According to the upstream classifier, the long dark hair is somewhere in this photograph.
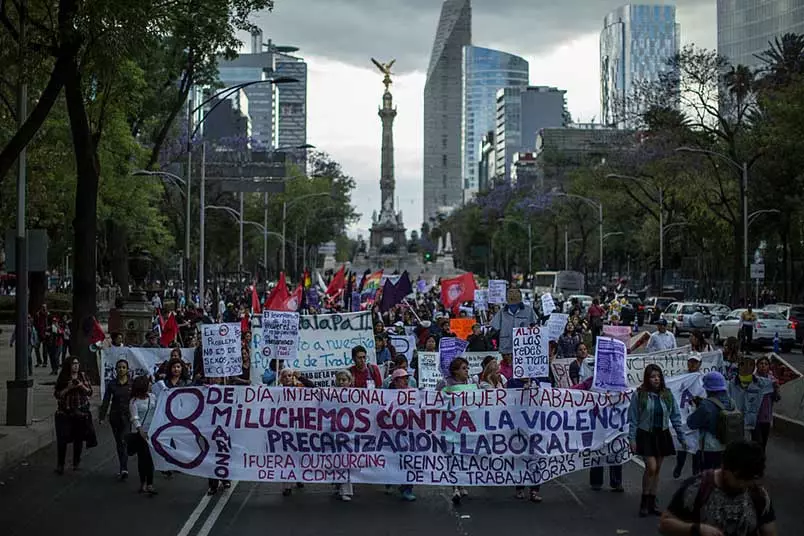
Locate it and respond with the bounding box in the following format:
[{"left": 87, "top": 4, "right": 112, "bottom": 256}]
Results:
[
  {"left": 131, "top": 375, "right": 151, "bottom": 398},
  {"left": 449, "top": 357, "right": 469, "bottom": 377},
  {"left": 55, "top": 356, "right": 81, "bottom": 390},
  {"left": 165, "top": 357, "right": 188, "bottom": 381},
  {"left": 639, "top": 364, "right": 672, "bottom": 408}
]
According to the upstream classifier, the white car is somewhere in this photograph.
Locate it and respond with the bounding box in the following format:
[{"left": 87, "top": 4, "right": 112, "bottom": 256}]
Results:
[
  {"left": 701, "top": 303, "right": 731, "bottom": 323},
  {"left": 563, "top": 294, "right": 594, "bottom": 314},
  {"left": 712, "top": 309, "right": 795, "bottom": 351}
]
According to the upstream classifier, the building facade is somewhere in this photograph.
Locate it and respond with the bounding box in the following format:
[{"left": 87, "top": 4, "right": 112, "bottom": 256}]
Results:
[
  {"left": 717, "top": 0, "right": 804, "bottom": 70},
  {"left": 477, "top": 130, "right": 496, "bottom": 193},
  {"left": 202, "top": 90, "right": 251, "bottom": 143},
  {"left": 423, "top": 0, "right": 471, "bottom": 224},
  {"left": 494, "top": 86, "right": 568, "bottom": 184},
  {"left": 600, "top": 4, "right": 680, "bottom": 128},
  {"left": 461, "top": 46, "right": 528, "bottom": 202}
]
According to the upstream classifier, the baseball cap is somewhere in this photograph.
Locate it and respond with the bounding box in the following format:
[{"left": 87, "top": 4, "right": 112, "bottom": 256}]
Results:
[
  {"left": 688, "top": 354, "right": 702, "bottom": 362},
  {"left": 656, "top": 318, "right": 668, "bottom": 326},
  {"left": 391, "top": 368, "right": 410, "bottom": 380}
]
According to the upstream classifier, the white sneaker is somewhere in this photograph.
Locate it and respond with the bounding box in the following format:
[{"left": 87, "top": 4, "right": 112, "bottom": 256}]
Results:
[
  {"left": 460, "top": 487, "right": 469, "bottom": 497},
  {"left": 340, "top": 494, "right": 352, "bottom": 502}
]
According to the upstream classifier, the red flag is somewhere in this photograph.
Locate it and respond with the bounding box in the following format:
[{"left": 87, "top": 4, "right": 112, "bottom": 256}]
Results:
[
  {"left": 325, "top": 265, "right": 346, "bottom": 299},
  {"left": 160, "top": 313, "right": 179, "bottom": 346},
  {"left": 251, "top": 286, "right": 261, "bottom": 314},
  {"left": 440, "top": 273, "right": 477, "bottom": 314},
  {"left": 284, "top": 284, "right": 303, "bottom": 312},
  {"left": 265, "top": 273, "right": 290, "bottom": 310},
  {"left": 241, "top": 312, "right": 251, "bottom": 333},
  {"left": 89, "top": 317, "right": 106, "bottom": 345}
]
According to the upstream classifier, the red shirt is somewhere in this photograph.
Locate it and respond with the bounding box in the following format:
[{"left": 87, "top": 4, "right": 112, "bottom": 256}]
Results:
[{"left": 348, "top": 364, "right": 382, "bottom": 388}]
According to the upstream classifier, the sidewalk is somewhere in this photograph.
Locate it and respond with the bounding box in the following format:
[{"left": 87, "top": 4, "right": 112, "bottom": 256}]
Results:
[{"left": 0, "top": 325, "right": 101, "bottom": 472}]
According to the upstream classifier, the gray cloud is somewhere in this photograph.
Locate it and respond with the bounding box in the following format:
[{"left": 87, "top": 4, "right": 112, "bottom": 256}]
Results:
[{"left": 255, "top": 0, "right": 716, "bottom": 72}]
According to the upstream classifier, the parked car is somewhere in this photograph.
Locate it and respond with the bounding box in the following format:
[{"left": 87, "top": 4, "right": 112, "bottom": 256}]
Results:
[
  {"left": 700, "top": 303, "right": 731, "bottom": 323},
  {"left": 662, "top": 302, "right": 713, "bottom": 337},
  {"left": 771, "top": 304, "right": 804, "bottom": 345},
  {"left": 562, "top": 294, "right": 594, "bottom": 315},
  {"left": 618, "top": 294, "right": 646, "bottom": 327},
  {"left": 644, "top": 296, "right": 676, "bottom": 323},
  {"left": 712, "top": 309, "right": 795, "bottom": 351}
]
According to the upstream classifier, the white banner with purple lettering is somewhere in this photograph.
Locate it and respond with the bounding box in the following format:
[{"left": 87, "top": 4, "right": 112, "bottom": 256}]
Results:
[
  {"left": 416, "top": 351, "right": 503, "bottom": 389},
  {"left": 101, "top": 347, "right": 195, "bottom": 398},
  {"left": 149, "top": 385, "right": 632, "bottom": 485}
]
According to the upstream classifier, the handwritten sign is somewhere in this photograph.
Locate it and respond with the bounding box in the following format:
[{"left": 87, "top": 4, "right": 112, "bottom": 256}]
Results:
[
  {"left": 389, "top": 335, "right": 416, "bottom": 361},
  {"left": 489, "top": 280, "right": 507, "bottom": 304},
  {"left": 202, "top": 323, "right": 242, "bottom": 377},
  {"left": 262, "top": 311, "right": 299, "bottom": 363},
  {"left": 545, "top": 313, "right": 569, "bottom": 342},
  {"left": 541, "top": 293, "right": 556, "bottom": 315},
  {"left": 474, "top": 289, "right": 488, "bottom": 311},
  {"left": 512, "top": 325, "right": 547, "bottom": 379},
  {"left": 593, "top": 337, "right": 628, "bottom": 392},
  {"left": 439, "top": 337, "right": 469, "bottom": 375}
]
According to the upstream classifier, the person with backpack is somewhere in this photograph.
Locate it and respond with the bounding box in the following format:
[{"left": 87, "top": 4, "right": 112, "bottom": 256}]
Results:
[
  {"left": 728, "top": 357, "right": 774, "bottom": 441},
  {"left": 659, "top": 440, "right": 777, "bottom": 536},
  {"left": 686, "top": 372, "right": 743, "bottom": 472}
]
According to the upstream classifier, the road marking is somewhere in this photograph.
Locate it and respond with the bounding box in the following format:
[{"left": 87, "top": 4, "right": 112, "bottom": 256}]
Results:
[
  {"left": 555, "top": 478, "right": 585, "bottom": 507},
  {"left": 176, "top": 492, "right": 212, "bottom": 536},
  {"left": 196, "top": 481, "right": 238, "bottom": 536}
]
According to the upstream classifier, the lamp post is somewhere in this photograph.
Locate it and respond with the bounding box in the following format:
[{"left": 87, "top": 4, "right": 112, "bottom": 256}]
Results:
[
  {"left": 205, "top": 205, "right": 290, "bottom": 271},
  {"left": 606, "top": 173, "right": 664, "bottom": 291},
  {"left": 551, "top": 192, "right": 604, "bottom": 277},
  {"left": 282, "top": 192, "right": 330, "bottom": 272},
  {"left": 498, "top": 218, "right": 532, "bottom": 276},
  {"left": 676, "top": 147, "right": 749, "bottom": 302}
]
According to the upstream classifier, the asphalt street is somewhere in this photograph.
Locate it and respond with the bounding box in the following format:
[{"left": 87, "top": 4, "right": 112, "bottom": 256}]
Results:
[{"left": 0, "top": 420, "right": 801, "bottom": 536}]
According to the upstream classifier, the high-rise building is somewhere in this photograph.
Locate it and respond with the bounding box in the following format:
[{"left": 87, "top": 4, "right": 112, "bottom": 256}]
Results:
[
  {"left": 423, "top": 0, "right": 471, "bottom": 224},
  {"left": 202, "top": 90, "right": 251, "bottom": 142},
  {"left": 462, "top": 46, "right": 528, "bottom": 202},
  {"left": 717, "top": 0, "right": 804, "bottom": 70},
  {"left": 600, "top": 4, "right": 680, "bottom": 127},
  {"left": 494, "top": 86, "right": 568, "bottom": 184},
  {"left": 477, "top": 130, "right": 496, "bottom": 193},
  {"left": 216, "top": 31, "right": 307, "bottom": 152}
]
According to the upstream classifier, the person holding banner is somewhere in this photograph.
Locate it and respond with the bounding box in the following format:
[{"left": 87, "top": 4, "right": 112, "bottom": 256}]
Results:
[
  {"left": 128, "top": 376, "right": 157, "bottom": 495},
  {"left": 99, "top": 359, "right": 132, "bottom": 481},
  {"left": 437, "top": 357, "right": 475, "bottom": 505},
  {"left": 628, "top": 364, "right": 686, "bottom": 517},
  {"left": 348, "top": 345, "right": 383, "bottom": 389}
]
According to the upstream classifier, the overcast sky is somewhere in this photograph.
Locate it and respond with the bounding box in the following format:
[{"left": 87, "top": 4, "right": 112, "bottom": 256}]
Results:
[{"left": 252, "top": 1, "right": 718, "bottom": 239}]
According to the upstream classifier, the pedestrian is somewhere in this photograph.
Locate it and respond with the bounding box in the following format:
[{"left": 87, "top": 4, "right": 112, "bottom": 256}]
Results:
[
  {"left": 477, "top": 358, "right": 506, "bottom": 389},
  {"left": 646, "top": 318, "right": 677, "bottom": 352},
  {"left": 753, "top": 356, "right": 780, "bottom": 451},
  {"left": 557, "top": 322, "right": 582, "bottom": 359},
  {"left": 490, "top": 287, "right": 537, "bottom": 356},
  {"left": 437, "top": 357, "right": 475, "bottom": 505},
  {"left": 572, "top": 378, "right": 624, "bottom": 492},
  {"left": 722, "top": 337, "right": 740, "bottom": 381},
  {"left": 54, "top": 356, "right": 94, "bottom": 475},
  {"left": 568, "top": 343, "right": 590, "bottom": 386},
  {"left": 10, "top": 314, "right": 37, "bottom": 375},
  {"left": 46, "top": 313, "right": 65, "bottom": 374},
  {"left": 690, "top": 330, "right": 713, "bottom": 353},
  {"left": 387, "top": 368, "right": 418, "bottom": 502},
  {"left": 740, "top": 306, "right": 757, "bottom": 354},
  {"left": 333, "top": 369, "right": 355, "bottom": 502},
  {"left": 466, "top": 323, "right": 491, "bottom": 352},
  {"left": 659, "top": 440, "right": 777, "bottom": 536},
  {"left": 98, "top": 359, "right": 132, "bottom": 481},
  {"left": 587, "top": 298, "right": 606, "bottom": 342},
  {"left": 128, "top": 375, "right": 157, "bottom": 495},
  {"left": 628, "top": 364, "right": 686, "bottom": 517},
  {"left": 728, "top": 357, "right": 774, "bottom": 443},
  {"left": 348, "top": 345, "right": 382, "bottom": 388}
]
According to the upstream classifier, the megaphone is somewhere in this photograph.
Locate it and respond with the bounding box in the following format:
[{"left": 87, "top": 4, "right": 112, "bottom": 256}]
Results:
[{"left": 89, "top": 341, "right": 102, "bottom": 353}]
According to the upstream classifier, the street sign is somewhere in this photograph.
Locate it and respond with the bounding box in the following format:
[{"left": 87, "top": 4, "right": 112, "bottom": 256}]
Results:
[
  {"left": 750, "top": 263, "right": 765, "bottom": 280},
  {"left": 218, "top": 179, "right": 285, "bottom": 193}
]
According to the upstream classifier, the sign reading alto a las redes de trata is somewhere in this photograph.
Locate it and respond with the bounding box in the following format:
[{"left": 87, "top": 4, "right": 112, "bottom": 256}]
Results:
[
  {"left": 202, "top": 323, "right": 242, "bottom": 377},
  {"left": 149, "top": 385, "right": 632, "bottom": 486},
  {"left": 512, "top": 326, "right": 547, "bottom": 379}
]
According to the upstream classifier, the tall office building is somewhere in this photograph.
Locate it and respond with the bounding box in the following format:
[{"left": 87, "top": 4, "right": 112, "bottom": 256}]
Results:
[
  {"left": 600, "top": 4, "right": 680, "bottom": 128},
  {"left": 718, "top": 0, "right": 804, "bottom": 70},
  {"left": 462, "top": 46, "right": 528, "bottom": 201},
  {"left": 494, "top": 86, "right": 568, "bottom": 184},
  {"left": 423, "top": 0, "right": 471, "bottom": 224},
  {"left": 216, "top": 30, "right": 307, "bottom": 151}
]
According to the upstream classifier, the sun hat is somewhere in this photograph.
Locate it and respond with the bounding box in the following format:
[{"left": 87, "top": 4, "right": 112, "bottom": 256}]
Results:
[{"left": 702, "top": 371, "right": 728, "bottom": 392}]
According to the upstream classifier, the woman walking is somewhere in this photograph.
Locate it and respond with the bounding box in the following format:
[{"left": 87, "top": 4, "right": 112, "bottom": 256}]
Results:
[
  {"left": 437, "top": 357, "right": 475, "bottom": 505},
  {"left": 628, "top": 364, "right": 686, "bottom": 517},
  {"left": 54, "top": 357, "right": 93, "bottom": 474},
  {"left": 99, "top": 359, "right": 132, "bottom": 480},
  {"left": 128, "top": 376, "right": 157, "bottom": 495}
]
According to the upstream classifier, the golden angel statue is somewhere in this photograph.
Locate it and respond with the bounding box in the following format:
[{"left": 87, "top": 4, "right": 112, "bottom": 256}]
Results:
[{"left": 371, "top": 58, "right": 396, "bottom": 90}]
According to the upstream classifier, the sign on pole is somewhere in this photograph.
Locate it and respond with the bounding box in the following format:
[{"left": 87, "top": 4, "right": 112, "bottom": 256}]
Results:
[{"left": 750, "top": 263, "right": 765, "bottom": 280}]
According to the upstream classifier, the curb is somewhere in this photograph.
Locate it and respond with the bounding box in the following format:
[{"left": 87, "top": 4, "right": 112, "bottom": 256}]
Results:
[
  {"left": 773, "top": 413, "right": 804, "bottom": 442},
  {"left": 0, "top": 415, "right": 56, "bottom": 473}
]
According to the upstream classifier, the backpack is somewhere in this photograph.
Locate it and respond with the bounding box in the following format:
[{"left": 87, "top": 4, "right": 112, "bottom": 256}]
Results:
[
  {"left": 693, "top": 470, "right": 768, "bottom": 523},
  {"left": 707, "top": 397, "right": 744, "bottom": 446}
]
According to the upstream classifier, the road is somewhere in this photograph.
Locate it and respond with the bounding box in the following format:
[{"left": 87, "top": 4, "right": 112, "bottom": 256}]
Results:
[{"left": 1, "top": 424, "right": 801, "bottom": 536}]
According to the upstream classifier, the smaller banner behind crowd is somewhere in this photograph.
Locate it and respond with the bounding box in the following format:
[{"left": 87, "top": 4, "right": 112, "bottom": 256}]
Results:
[{"left": 100, "top": 347, "right": 196, "bottom": 397}]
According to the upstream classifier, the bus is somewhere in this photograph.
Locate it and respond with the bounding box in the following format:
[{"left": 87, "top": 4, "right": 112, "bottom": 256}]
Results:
[{"left": 532, "top": 271, "right": 585, "bottom": 297}]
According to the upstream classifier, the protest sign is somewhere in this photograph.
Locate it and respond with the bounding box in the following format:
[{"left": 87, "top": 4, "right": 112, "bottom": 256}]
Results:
[
  {"left": 201, "top": 323, "right": 242, "bottom": 377},
  {"left": 512, "top": 326, "right": 547, "bottom": 379},
  {"left": 593, "top": 337, "right": 628, "bottom": 392},
  {"left": 602, "top": 325, "right": 631, "bottom": 348},
  {"left": 100, "top": 347, "right": 195, "bottom": 397},
  {"left": 541, "top": 293, "right": 556, "bottom": 315},
  {"left": 150, "top": 385, "right": 633, "bottom": 485},
  {"left": 623, "top": 347, "right": 722, "bottom": 386},
  {"left": 417, "top": 352, "right": 442, "bottom": 390},
  {"left": 545, "top": 313, "right": 569, "bottom": 342},
  {"left": 262, "top": 310, "right": 299, "bottom": 364},
  {"left": 418, "top": 351, "right": 502, "bottom": 387},
  {"left": 439, "top": 337, "right": 469, "bottom": 375},
  {"left": 474, "top": 289, "right": 488, "bottom": 311},
  {"left": 489, "top": 280, "right": 507, "bottom": 304},
  {"left": 389, "top": 335, "right": 416, "bottom": 362},
  {"left": 450, "top": 318, "right": 475, "bottom": 340}
]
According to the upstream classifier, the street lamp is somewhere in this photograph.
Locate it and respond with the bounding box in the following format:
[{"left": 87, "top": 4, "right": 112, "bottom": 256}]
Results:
[
  {"left": 282, "top": 192, "right": 330, "bottom": 272},
  {"left": 550, "top": 192, "right": 604, "bottom": 277},
  {"left": 606, "top": 173, "right": 664, "bottom": 291},
  {"left": 676, "top": 146, "right": 749, "bottom": 302},
  {"left": 497, "top": 218, "right": 532, "bottom": 276},
  {"left": 564, "top": 234, "right": 582, "bottom": 270},
  {"left": 748, "top": 209, "right": 780, "bottom": 228},
  {"left": 205, "top": 204, "right": 291, "bottom": 273}
]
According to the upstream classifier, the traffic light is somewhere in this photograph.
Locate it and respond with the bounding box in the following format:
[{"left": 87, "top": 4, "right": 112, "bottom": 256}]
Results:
[{"left": 424, "top": 252, "right": 432, "bottom": 261}]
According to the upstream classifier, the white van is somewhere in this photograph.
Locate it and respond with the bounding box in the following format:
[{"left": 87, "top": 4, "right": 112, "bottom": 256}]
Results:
[{"left": 532, "top": 271, "right": 585, "bottom": 298}]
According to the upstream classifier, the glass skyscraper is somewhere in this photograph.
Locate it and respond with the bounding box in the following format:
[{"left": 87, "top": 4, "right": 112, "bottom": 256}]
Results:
[
  {"left": 461, "top": 46, "right": 528, "bottom": 201},
  {"left": 600, "top": 4, "right": 680, "bottom": 127},
  {"left": 718, "top": 0, "right": 804, "bottom": 70}
]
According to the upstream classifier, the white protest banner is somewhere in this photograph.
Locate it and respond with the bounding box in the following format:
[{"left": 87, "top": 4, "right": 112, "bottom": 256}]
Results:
[
  {"left": 150, "top": 385, "right": 633, "bottom": 486},
  {"left": 389, "top": 335, "right": 416, "bottom": 362},
  {"left": 593, "top": 337, "right": 628, "bottom": 392},
  {"left": 546, "top": 313, "right": 569, "bottom": 342},
  {"left": 541, "top": 293, "right": 556, "bottom": 315},
  {"left": 100, "top": 347, "right": 195, "bottom": 397},
  {"left": 512, "top": 326, "right": 547, "bottom": 379},
  {"left": 665, "top": 372, "right": 707, "bottom": 453},
  {"left": 474, "top": 289, "right": 489, "bottom": 311},
  {"left": 262, "top": 310, "right": 299, "bottom": 364},
  {"left": 202, "top": 323, "right": 242, "bottom": 377},
  {"left": 602, "top": 325, "right": 631, "bottom": 348},
  {"left": 623, "top": 347, "right": 723, "bottom": 386},
  {"left": 417, "top": 351, "right": 503, "bottom": 387},
  {"left": 489, "top": 280, "right": 507, "bottom": 304},
  {"left": 551, "top": 358, "right": 575, "bottom": 388}
]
